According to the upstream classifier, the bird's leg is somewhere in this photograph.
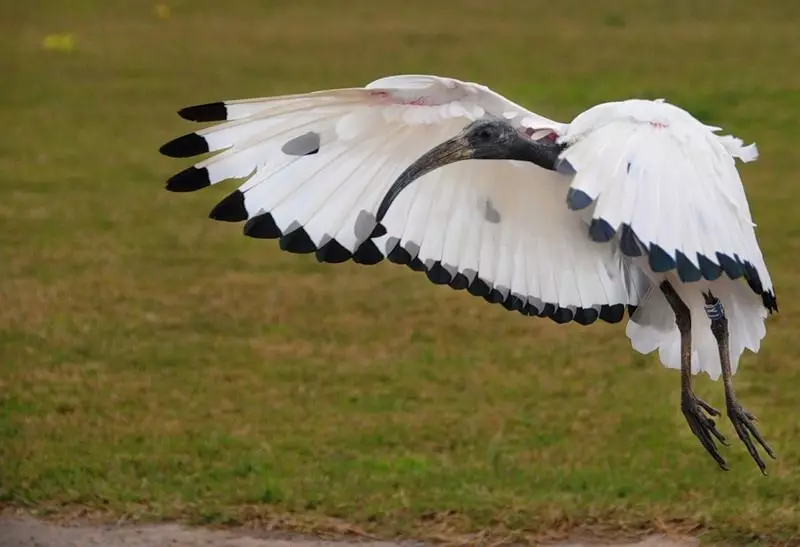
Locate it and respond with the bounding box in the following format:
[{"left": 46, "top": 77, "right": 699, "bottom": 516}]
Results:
[
  {"left": 704, "top": 292, "right": 776, "bottom": 474},
  {"left": 660, "top": 281, "right": 729, "bottom": 470}
]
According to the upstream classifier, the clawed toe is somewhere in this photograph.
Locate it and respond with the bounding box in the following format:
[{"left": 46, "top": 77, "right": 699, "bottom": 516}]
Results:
[
  {"left": 728, "top": 402, "right": 776, "bottom": 475},
  {"left": 682, "top": 393, "right": 729, "bottom": 470}
]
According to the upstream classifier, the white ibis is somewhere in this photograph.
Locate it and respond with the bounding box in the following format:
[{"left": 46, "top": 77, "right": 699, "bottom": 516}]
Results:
[{"left": 160, "top": 74, "right": 778, "bottom": 473}]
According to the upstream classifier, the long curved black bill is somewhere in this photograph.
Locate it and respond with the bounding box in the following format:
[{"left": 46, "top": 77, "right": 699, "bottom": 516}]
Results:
[{"left": 374, "top": 136, "right": 474, "bottom": 229}]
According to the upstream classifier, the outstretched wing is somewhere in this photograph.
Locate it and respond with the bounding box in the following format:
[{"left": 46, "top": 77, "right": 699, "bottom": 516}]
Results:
[
  {"left": 160, "top": 74, "right": 647, "bottom": 325},
  {"left": 558, "top": 99, "right": 777, "bottom": 312}
]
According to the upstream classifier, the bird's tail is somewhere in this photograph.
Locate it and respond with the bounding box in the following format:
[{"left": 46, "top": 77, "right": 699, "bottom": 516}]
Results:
[{"left": 625, "top": 276, "right": 767, "bottom": 380}]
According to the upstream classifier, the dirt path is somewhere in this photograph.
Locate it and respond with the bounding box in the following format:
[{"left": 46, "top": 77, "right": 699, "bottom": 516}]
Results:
[{"left": 0, "top": 513, "right": 700, "bottom": 547}]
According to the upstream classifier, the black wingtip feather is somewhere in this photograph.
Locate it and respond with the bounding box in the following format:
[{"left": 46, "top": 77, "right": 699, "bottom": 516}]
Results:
[
  {"left": 675, "top": 251, "right": 702, "bottom": 283},
  {"left": 178, "top": 102, "right": 228, "bottom": 122},
  {"left": 209, "top": 190, "right": 247, "bottom": 222},
  {"left": 716, "top": 253, "right": 744, "bottom": 279},
  {"left": 426, "top": 262, "right": 452, "bottom": 285},
  {"left": 556, "top": 159, "right": 577, "bottom": 176},
  {"left": 467, "top": 278, "right": 491, "bottom": 298},
  {"left": 589, "top": 218, "right": 616, "bottom": 243},
  {"left": 370, "top": 224, "right": 387, "bottom": 238},
  {"left": 698, "top": 254, "right": 723, "bottom": 281},
  {"left": 243, "top": 213, "right": 281, "bottom": 239},
  {"left": 280, "top": 228, "right": 316, "bottom": 254},
  {"left": 449, "top": 273, "right": 469, "bottom": 291},
  {"left": 742, "top": 261, "right": 764, "bottom": 294},
  {"left": 165, "top": 166, "right": 210, "bottom": 192},
  {"left": 574, "top": 307, "right": 599, "bottom": 326},
  {"left": 502, "top": 295, "right": 524, "bottom": 312},
  {"left": 387, "top": 244, "right": 411, "bottom": 265},
  {"left": 763, "top": 291, "right": 778, "bottom": 314},
  {"left": 407, "top": 257, "right": 426, "bottom": 272},
  {"left": 315, "top": 239, "right": 352, "bottom": 264},
  {"left": 648, "top": 244, "right": 676, "bottom": 273},
  {"left": 538, "top": 303, "right": 556, "bottom": 318},
  {"left": 619, "top": 224, "right": 643, "bottom": 257},
  {"left": 599, "top": 304, "right": 625, "bottom": 324},
  {"left": 566, "top": 188, "right": 593, "bottom": 210},
  {"left": 484, "top": 288, "right": 505, "bottom": 305},
  {"left": 159, "top": 133, "right": 209, "bottom": 158},
  {"left": 550, "top": 307, "right": 574, "bottom": 324},
  {"left": 353, "top": 240, "right": 383, "bottom": 265}
]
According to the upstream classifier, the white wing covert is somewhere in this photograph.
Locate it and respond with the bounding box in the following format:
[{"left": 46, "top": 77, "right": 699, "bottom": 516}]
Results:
[
  {"left": 160, "top": 75, "right": 646, "bottom": 325},
  {"left": 556, "top": 99, "right": 777, "bottom": 313}
]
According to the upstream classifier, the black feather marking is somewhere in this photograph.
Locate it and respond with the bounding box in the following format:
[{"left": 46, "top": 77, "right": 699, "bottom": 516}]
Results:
[
  {"left": 448, "top": 273, "right": 469, "bottom": 290},
  {"left": 407, "top": 257, "right": 426, "bottom": 272},
  {"left": 698, "top": 253, "right": 723, "bottom": 281},
  {"left": 502, "top": 295, "right": 524, "bottom": 312},
  {"left": 165, "top": 166, "right": 210, "bottom": 192},
  {"left": 279, "top": 227, "right": 316, "bottom": 254},
  {"left": 209, "top": 190, "right": 247, "bottom": 222},
  {"left": 484, "top": 288, "right": 505, "bottom": 305},
  {"left": 648, "top": 244, "right": 676, "bottom": 273},
  {"left": 589, "top": 218, "right": 616, "bottom": 243},
  {"left": 550, "top": 307, "right": 574, "bottom": 324},
  {"left": 426, "top": 262, "right": 452, "bottom": 285},
  {"left": 742, "top": 261, "right": 763, "bottom": 294},
  {"left": 619, "top": 224, "right": 642, "bottom": 257},
  {"left": 370, "top": 224, "right": 387, "bottom": 238},
  {"left": 467, "top": 278, "right": 491, "bottom": 298},
  {"left": 675, "top": 251, "right": 702, "bottom": 283},
  {"left": 574, "top": 307, "right": 599, "bottom": 326},
  {"left": 353, "top": 240, "right": 383, "bottom": 265},
  {"left": 387, "top": 244, "right": 411, "bottom": 265},
  {"left": 599, "top": 304, "right": 625, "bottom": 323},
  {"left": 315, "top": 239, "right": 352, "bottom": 263},
  {"left": 566, "top": 188, "right": 593, "bottom": 210},
  {"left": 243, "top": 213, "right": 281, "bottom": 239},
  {"left": 762, "top": 291, "right": 778, "bottom": 313},
  {"left": 716, "top": 252, "right": 744, "bottom": 279},
  {"left": 282, "top": 131, "right": 321, "bottom": 156},
  {"left": 538, "top": 303, "right": 556, "bottom": 317},
  {"left": 556, "top": 158, "right": 577, "bottom": 176},
  {"left": 159, "top": 133, "right": 209, "bottom": 158},
  {"left": 483, "top": 199, "right": 501, "bottom": 223},
  {"left": 521, "top": 303, "right": 540, "bottom": 316},
  {"left": 627, "top": 304, "right": 639, "bottom": 318},
  {"left": 178, "top": 102, "right": 227, "bottom": 122},
  {"left": 375, "top": 239, "right": 650, "bottom": 325}
]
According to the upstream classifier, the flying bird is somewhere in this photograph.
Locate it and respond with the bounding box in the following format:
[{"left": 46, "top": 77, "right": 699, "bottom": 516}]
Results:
[{"left": 159, "top": 74, "right": 777, "bottom": 473}]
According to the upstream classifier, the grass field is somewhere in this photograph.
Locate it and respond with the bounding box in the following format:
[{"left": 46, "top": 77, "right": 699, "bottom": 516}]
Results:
[{"left": 2, "top": 1, "right": 800, "bottom": 545}]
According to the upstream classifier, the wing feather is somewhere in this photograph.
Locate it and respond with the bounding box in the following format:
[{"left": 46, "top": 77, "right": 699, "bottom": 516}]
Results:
[
  {"left": 559, "top": 99, "right": 776, "bottom": 312},
  {"left": 161, "top": 74, "right": 642, "bottom": 324}
]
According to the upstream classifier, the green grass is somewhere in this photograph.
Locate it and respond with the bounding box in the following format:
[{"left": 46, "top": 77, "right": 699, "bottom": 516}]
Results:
[{"left": 2, "top": 1, "right": 800, "bottom": 545}]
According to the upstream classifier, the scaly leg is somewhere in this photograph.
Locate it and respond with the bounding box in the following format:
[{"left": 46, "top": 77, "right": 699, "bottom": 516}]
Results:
[
  {"left": 660, "top": 281, "right": 729, "bottom": 469},
  {"left": 703, "top": 292, "right": 776, "bottom": 474}
]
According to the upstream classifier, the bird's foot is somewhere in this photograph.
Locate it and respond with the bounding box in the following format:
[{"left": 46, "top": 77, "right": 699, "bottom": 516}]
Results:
[
  {"left": 682, "top": 391, "right": 729, "bottom": 470},
  {"left": 726, "top": 399, "right": 776, "bottom": 475}
]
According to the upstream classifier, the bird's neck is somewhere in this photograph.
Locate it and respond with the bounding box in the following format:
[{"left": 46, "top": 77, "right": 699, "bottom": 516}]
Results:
[{"left": 508, "top": 139, "right": 565, "bottom": 171}]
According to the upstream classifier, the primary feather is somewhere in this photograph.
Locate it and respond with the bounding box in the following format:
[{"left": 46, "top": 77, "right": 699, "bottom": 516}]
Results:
[{"left": 160, "top": 74, "right": 643, "bottom": 325}]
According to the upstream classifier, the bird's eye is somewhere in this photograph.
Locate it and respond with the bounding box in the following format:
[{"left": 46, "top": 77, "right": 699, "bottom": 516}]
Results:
[{"left": 476, "top": 128, "right": 493, "bottom": 141}]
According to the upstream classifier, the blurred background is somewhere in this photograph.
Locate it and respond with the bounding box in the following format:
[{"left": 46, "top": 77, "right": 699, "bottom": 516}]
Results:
[{"left": 2, "top": 1, "right": 799, "bottom": 544}]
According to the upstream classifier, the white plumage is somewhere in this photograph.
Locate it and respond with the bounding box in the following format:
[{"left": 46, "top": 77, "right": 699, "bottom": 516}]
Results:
[
  {"left": 160, "top": 74, "right": 777, "bottom": 472},
  {"left": 555, "top": 99, "right": 775, "bottom": 379}
]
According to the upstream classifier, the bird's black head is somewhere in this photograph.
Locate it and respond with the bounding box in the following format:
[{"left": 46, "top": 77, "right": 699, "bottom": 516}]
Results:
[
  {"left": 374, "top": 118, "right": 563, "bottom": 223},
  {"left": 464, "top": 118, "right": 515, "bottom": 149}
]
